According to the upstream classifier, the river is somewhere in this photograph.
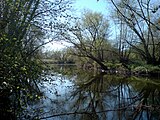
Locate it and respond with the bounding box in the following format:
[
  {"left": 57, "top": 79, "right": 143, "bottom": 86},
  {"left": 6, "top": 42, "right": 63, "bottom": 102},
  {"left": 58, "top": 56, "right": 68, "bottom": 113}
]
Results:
[{"left": 23, "top": 65, "right": 160, "bottom": 120}]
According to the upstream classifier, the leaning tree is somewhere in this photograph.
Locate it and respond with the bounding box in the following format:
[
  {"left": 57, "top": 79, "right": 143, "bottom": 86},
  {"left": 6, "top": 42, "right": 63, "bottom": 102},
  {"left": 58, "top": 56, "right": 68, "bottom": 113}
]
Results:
[{"left": 62, "top": 10, "right": 111, "bottom": 70}]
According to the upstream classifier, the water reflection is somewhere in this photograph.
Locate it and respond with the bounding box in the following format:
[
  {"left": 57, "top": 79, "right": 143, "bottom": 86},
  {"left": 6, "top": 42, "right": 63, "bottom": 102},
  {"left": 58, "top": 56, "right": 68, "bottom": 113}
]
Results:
[{"left": 27, "top": 65, "right": 160, "bottom": 120}]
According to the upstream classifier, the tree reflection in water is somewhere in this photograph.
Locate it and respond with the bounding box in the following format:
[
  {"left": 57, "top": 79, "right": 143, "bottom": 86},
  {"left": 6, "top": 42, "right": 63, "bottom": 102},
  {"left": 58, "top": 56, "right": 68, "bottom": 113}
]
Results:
[
  {"left": 70, "top": 73, "right": 160, "bottom": 120},
  {"left": 69, "top": 73, "right": 135, "bottom": 120},
  {"left": 30, "top": 66, "right": 160, "bottom": 120}
]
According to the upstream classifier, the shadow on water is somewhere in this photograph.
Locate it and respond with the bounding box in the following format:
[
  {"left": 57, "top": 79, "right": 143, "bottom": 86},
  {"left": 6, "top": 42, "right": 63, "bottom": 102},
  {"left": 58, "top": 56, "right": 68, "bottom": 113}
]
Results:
[{"left": 5, "top": 65, "right": 159, "bottom": 119}]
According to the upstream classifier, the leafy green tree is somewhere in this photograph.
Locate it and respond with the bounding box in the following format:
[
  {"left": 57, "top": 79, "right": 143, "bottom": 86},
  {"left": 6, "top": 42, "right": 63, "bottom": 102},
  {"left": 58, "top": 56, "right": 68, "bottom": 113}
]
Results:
[
  {"left": 0, "top": 0, "right": 72, "bottom": 118},
  {"left": 63, "top": 10, "right": 111, "bottom": 70}
]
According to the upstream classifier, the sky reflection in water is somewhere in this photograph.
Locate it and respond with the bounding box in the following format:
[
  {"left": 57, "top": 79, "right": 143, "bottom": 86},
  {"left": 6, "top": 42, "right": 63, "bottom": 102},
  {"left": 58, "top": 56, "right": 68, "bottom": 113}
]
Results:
[{"left": 26, "top": 66, "right": 160, "bottom": 120}]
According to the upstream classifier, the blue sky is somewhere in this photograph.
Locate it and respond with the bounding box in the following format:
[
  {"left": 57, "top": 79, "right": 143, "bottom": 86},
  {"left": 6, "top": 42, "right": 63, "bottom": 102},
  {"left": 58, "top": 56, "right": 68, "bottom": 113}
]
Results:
[{"left": 73, "top": 0, "right": 109, "bottom": 15}]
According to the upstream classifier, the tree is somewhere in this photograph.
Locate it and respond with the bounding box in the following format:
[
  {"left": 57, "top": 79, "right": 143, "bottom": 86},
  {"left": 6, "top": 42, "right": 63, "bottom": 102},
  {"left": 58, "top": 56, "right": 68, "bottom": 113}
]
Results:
[
  {"left": 101, "top": 0, "right": 160, "bottom": 65},
  {"left": 62, "top": 10, "right": 110, "bottom": 70},
  {"left": 0, "top": 0, "right": 72, "bottom": 118},
  {"left": 112, "top": 10, "right": 137, "bottom": 68}
]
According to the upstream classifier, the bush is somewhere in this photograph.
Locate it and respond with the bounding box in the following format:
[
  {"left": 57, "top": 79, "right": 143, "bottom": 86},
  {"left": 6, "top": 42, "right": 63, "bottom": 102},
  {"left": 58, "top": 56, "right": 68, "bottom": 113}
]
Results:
[
  {"left": 133, "top": 66, "right": 147, "bottom": 72},
  {"left": 148, "top": 66, "right": 160, "bottom": 72}
]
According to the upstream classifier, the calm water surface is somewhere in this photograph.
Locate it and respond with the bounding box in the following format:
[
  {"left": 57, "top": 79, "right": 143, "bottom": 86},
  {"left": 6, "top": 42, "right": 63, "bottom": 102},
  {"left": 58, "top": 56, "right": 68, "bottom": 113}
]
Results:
[{"left": 25, "top": 65, "right": 160, "bottom": 120}]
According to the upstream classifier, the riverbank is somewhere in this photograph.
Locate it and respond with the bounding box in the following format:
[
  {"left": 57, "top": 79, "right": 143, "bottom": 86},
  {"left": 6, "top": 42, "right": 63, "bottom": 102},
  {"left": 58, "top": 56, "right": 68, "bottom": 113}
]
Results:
[{"left": 42, "top": 59, "right": 160, "bottom": 78}]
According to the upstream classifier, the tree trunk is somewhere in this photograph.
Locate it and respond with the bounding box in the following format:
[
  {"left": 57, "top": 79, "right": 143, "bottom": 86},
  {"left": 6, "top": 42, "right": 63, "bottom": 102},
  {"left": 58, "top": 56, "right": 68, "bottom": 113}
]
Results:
[{"left": 88, "top": 55, "right": 108, "bottom": 70}]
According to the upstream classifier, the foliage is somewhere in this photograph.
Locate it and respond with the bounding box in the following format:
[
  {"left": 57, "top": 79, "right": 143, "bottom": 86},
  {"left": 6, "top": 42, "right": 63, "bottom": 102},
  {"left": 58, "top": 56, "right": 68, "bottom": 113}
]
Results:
[
  {"left": 133, "top": 65, "right": 160, "bottom": 77},
  {"left": 62, "top": 10, "right": 111, "bottom": 70},
  {"left": 133, "top": 66, "right": 147, "bottom": 72},
  {"left": 42, "top": 48, "right": 75, "bottom": 64},
  {"left": 0, "top": 0, "right": 72, "bottom": 118},
  {"left": 149, "top": 66, "right": 160, "bottom": 72}
]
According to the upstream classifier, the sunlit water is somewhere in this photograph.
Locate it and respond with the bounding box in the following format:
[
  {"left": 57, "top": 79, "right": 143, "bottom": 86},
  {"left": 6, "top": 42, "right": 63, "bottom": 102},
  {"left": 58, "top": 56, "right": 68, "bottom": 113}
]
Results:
[{"left": 24, "top": 66, "right": 160, "bottom": 120}]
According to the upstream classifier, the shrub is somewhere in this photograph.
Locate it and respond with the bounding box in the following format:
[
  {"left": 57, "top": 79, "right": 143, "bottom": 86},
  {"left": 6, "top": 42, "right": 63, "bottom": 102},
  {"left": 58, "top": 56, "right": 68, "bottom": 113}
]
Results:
[{"left": 133, "top": 66, "right": 147, "bottom": 72}]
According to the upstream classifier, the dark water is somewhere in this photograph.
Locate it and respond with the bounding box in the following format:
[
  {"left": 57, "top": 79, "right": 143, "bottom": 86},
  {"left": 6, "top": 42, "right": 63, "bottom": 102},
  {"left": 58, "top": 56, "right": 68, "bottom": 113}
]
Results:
[{"left": 25, "top": 65, "right": 160, "bottom": 120}]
